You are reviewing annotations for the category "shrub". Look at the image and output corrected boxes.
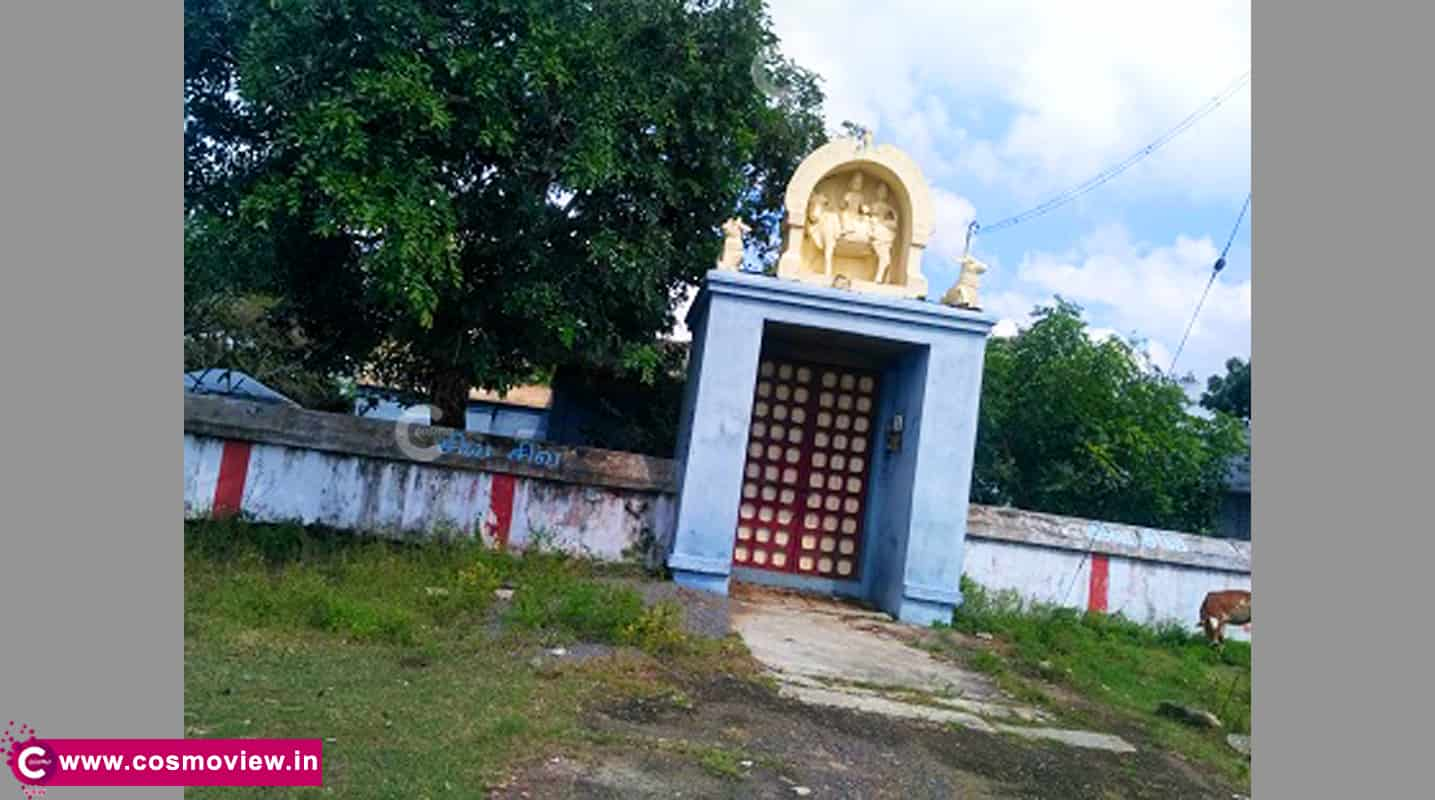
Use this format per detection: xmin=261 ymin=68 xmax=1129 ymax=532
xmin=619 ymin=601 xmax=690 ymax=655
xmin=505 ymin=572 xmax=646 ymax=644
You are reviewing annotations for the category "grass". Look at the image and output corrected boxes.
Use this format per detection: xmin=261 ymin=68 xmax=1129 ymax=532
xmin=929 ymin=577 xmax=1251 ymax=789
xmin=184 ymin=519 xmax=739 ymax=798
xmin=186 ymin=519 xmax=1251 ymax=795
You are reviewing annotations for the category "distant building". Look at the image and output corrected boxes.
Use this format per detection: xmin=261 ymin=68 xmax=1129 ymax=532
xmin=353 ymin=384 xmax=551 ymax=440
xmin=1213 ymin=428 xmax=1251 ymax=541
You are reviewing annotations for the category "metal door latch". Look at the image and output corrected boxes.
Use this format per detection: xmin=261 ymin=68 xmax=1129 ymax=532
xmin=886 ymin=412 xmax=904 ymax=452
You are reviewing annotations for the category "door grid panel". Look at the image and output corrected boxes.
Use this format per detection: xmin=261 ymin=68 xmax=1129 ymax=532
xmin=733 ymin=358 xmax=877 ymax=580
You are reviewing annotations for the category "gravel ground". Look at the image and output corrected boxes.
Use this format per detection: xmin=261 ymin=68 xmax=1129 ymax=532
xmin=634 ymin=580 xmax=732 ymax=640
xmin=489 ymin=673 xmax=1238 ymax=800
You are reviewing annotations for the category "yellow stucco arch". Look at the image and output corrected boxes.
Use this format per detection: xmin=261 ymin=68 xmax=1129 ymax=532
xmin=776 ymin=138 xmax=935 ymax=299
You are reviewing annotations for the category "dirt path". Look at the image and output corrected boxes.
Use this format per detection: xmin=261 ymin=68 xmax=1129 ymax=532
xmin=488 ymin=584 xmax=1241 ymax=799
xmin=489 ymin=674 xmax=1235 ymax=798
xmin=729 ymin=587 xmax=1133 ymax=753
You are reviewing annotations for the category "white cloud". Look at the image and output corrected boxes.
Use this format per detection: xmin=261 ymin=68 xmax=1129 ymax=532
xmin=1143 ymin=339 xmax=1175 ymax=374
xmin=928 ymin=185 xmax=977 ymax=262
xmin=769 ymin=1 xmax=1251 ymax=201
xmin=1011 ymin=225 xmax=1250 ymax=378
xmin=991 ymin=318 xmax=1020 ymax=338
xmin=980 ymin=290 xmax=1034 ymax=324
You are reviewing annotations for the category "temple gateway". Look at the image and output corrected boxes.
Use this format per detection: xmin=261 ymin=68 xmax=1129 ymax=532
xmin=665 ymin=137 xmax=995 ymax=625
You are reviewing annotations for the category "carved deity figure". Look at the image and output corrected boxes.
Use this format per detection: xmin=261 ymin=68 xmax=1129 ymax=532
xmin=805 ymin=171 xmax=899 ymax=284
xmin=942 ymin=254 xmax=988 ymax=310
xmin=840 ymin=172 xmax=868 ymax=239
xmin=717 ymin=217 xmax=749 ymax=270
xmin=806 ymin=193 xmax=841 ymax=277
xmin=868 ymin=183 xmax=899 ymax=282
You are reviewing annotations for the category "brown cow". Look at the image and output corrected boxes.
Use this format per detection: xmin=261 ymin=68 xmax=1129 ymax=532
xmin=1199 ymin=590 xmax=1251 ymax=646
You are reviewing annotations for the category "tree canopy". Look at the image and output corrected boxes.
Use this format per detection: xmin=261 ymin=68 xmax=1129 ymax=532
xmin=184 ymin=0 xmax=826 ymax=423
xmin=972 ymin=299 xmax=1248 ymax=534
xmin=1200 ymin=357 xmax=1251 ymax=421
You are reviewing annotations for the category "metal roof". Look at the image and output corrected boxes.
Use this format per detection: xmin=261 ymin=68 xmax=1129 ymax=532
xmin=184 ymin=369 xmax=299 ymax=406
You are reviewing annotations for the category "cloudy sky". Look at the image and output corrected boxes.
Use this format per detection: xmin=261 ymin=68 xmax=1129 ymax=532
xmin=763 ymin=0 xmax=1251 ymax=387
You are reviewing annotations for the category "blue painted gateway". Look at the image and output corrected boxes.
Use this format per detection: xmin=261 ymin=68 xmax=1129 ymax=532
xmin=664 ymin=269 xmax=994 ymax=625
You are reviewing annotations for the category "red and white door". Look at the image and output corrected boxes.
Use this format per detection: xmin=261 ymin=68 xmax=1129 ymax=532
xmin=732 ymin=358 xmax=877 ymax=580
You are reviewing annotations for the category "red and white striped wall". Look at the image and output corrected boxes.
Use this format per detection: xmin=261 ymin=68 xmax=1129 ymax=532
xmin=962 ymin=506 xmax=1253 ymax=640
xmin=183 ymin=435 xmax=675 ymax=561
xmin=182 ymin=416 xmax=1250 ymax=640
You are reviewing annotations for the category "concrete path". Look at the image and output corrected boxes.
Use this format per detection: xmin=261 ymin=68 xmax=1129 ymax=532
xmin=729 ymin=584 xmax=1136 ymax=754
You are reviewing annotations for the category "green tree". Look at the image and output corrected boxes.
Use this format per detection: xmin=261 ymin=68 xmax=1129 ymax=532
xmin=1201 ymin=357 xmax=1251 ymax=421
xmin=973 ymin=299 xmax=1247 ymax=534
xmin=185 ymin=0 xmax=825 ymax=423
xmin=184 ymin=211 xmax=361 ymax=410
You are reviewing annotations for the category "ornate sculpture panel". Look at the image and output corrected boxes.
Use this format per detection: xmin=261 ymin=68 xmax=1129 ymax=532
xmin=776 ymin=137 xmax=934 ymax=299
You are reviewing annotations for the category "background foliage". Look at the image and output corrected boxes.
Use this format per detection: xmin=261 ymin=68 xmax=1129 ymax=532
xmin=185 ymin=0 xmax=826 ymax=422
xmin=972 ymin=299 xmax=1248 ymax=533
xmin=1200 ymin=357 xmax=1251 ymax=421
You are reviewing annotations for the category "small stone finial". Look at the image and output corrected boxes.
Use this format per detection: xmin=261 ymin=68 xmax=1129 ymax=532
xmin=941 ymin=254 xmax=988 ymax=310
xmin=841 ymin=121 xmax=874 ymax=152
xmin=717 ymin=217 xmax=750 ymax=271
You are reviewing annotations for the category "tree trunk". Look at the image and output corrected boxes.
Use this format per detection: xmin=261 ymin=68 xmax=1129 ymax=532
xmin=428 ymin=369 xmax=470 ymax=431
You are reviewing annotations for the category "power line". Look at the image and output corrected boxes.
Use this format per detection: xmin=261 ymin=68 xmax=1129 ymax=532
xmin=1169 ymin=273 xmax=1219 ymax=376
xmin=1217 ymin=192 xmax=1252 ymax=263
xmin=963 ymin=69 xmax=1251 ymax=253
xmin=1168 ymin=192 xmax=1251 ymax=374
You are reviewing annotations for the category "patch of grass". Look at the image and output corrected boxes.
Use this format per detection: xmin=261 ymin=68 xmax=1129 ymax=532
xmin=967 ymin=648 xmax=1005 ymax=675
xmin=186 ymin=518 xmax=676 ymax=648
xmin=184 ymin=519 xmax=740 ymax=799
xmin=939 ymin=577 xmax=1251 ymax=789
xmin=618 ymin=600 xmax=691 ymax=655
xmin=505 ymin=570 xmax=648 ymax=644
xmin=697 ymin=747 xmax=746 ymax=779
xmin=186 ymin=520 xmax=507 ymax=645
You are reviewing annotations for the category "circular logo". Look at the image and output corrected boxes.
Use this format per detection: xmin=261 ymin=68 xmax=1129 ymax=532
xmin=10 ymin=739 xmax=58 ymax=785
xmin=393 ymin=404 xmax=443 ymax=463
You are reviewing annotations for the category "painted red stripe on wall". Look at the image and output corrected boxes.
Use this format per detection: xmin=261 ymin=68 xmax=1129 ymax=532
xmin=485 ymin=474 xmax=516 ymax=548
xmin=1087 ymin=553 xmax=1110 ymax=613
xmin=212 ymin=440 xmax=253 ymax=519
